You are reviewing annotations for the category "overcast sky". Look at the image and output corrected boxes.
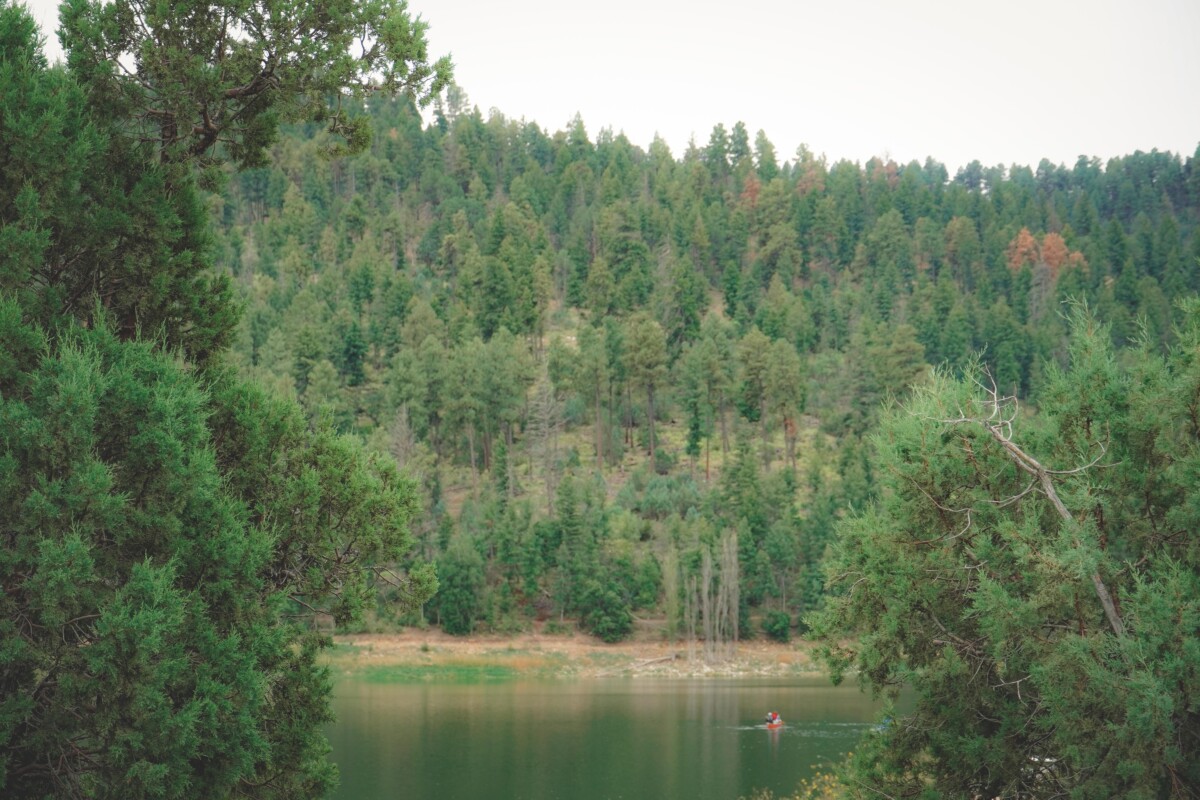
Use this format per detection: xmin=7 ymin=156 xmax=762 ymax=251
xmin=25 ymin=0 xmax=1200 ymax=172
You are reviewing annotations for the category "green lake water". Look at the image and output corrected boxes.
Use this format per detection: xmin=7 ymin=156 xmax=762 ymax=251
xmin=327 ymin=677 xmax=888 ymax=799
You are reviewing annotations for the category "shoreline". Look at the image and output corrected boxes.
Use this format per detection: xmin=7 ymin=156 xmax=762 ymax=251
xmin=325 ymin=627 xmax=825 ymax=681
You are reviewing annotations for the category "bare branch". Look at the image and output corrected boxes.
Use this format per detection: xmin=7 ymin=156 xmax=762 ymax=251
xmin=1045 ymin=439 xmax=1109 ymax=475
xmin=985 ymin=477 xmax=1038 ymax=508
xmin=936 ymin=373 xmax=1127 ymax=638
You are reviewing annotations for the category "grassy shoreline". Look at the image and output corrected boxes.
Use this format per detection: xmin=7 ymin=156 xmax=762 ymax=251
xmin=323 ymin=628 xmax=824 ymax=682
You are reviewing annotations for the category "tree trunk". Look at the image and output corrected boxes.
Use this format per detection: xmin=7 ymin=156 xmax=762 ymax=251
xmin=982 ymin=421 xmax=1125 ymax=637
xmin=467 ymin=426 xmax=478 ymax=497
xmin=704 ymin=435 xmax=711 ymax=483
xmin=689 ymin=577 xmax=698 ymax=660
xmin=719 ymin=530 xmax=740 ymax=660
xmin=647 ymin=384 xmax=656 ymax=464
xmin=505 ymin=423 xmax=515 ymax=499
xmin=761 ymin=399 xmax=771 ymax=471
xmin=719 ymin=398 xmax=730 ymax=454
xmin=701 ymin=550 xmax=714 ymax=662
xmin=625 ymin=385 xmax=634 ymax=447
xmin=594 ymin=389 xmax=604 ymax=470
xmin=784 ymin=416 xmax=797 ymax=472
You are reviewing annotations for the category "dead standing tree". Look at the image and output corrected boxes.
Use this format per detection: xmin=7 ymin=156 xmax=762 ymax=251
xmin=684 ymin=530 xmax=740 ymax=664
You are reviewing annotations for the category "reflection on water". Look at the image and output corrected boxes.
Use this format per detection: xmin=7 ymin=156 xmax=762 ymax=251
xmin=327 ymin=677 xmax=886 ymax=800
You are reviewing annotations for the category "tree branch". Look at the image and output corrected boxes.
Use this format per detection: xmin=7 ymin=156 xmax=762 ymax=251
xmin=945 ymin=372 xmax=1126 ymax=637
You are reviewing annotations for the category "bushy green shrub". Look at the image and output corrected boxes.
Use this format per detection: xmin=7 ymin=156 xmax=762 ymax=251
xmin=435 ymin=537 xmax=485 ymax=635
xmin=580 ymin=581 xmax=633 ymax=642
xmin=762 ymin=610 xmax=792 ymax=642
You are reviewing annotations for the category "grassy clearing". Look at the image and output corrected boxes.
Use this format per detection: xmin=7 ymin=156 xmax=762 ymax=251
xmin=322 ymin=642 xmax=578 ymax=683
xmin=357 ymin=663 xmax=520 ymax=683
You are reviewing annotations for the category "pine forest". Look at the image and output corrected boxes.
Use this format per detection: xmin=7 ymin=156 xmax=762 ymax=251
xmin=2 ymin=0 xmax=1198 ymax=796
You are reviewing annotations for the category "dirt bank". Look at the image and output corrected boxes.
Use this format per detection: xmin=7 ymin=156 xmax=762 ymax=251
xmin=326 ymin=624 xmax=824 ymax=680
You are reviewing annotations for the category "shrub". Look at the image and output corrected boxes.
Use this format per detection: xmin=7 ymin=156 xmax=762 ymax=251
xmin=580 ymin=581 xmax=633 ymax=643
xmin=762 ymin=610 xmax=792 ymax=642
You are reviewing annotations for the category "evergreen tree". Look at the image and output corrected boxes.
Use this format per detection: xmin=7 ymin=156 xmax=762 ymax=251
xmin=622 ymin=313 xmax=669 ymax=467
xmin=811 ymin=307 xmax=1200 ymax=797
xmin=0 ymin=5 xmax=236 ymax=364
xmin=58 ymin=0 xmax=1200 ymax=738
xmin=435 ymin=535 xmax=485 ymax=635
xmin=573 ymin=325 xmax=611 ymax=469
xmin=865 ymin=208 xmax=915 ymax=283
xmin=0 ymin=6 xmax=444 ymax=794
xmin=764 ymin=338 xmax=805 ymax=471
xmin=61 ymin=0 xmax=451 ymax=168
xmin=578 ymin=578 xmax=633 ymax=643
xmin=735 ymin=327 xmax=771 ymax=456
xmin=753 ymin=130 xmax=779 ymax=182
xmin=653 ymin=250 xmax=706 ymax=360
xmin=339 ymin=321 xmax=368 ymax=386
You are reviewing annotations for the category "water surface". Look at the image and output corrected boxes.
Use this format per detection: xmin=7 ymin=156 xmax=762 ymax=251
xmin=328 ymin=677 xmax=886 ymax=799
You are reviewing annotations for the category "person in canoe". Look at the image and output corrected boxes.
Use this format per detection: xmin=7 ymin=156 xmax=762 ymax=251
xmin=764 ymin=711 xmax=782 ymax=727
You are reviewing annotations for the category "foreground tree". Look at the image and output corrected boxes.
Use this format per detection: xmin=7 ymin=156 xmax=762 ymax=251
xmin=811 ymin=306 xmax=1200 ymax=798
xmin=61 ymin=0 xmax=452 ymax=168
xmin=0 ymin=3 xmax=446 ymax=796
xmin=0 ymin=317 xmax=432 ymax=798
xmin=0 ymin=3 xmax=237 ymax=363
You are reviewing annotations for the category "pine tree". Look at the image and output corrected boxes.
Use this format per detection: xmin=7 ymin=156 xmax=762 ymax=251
xmin=435 ymin=535 xmax=485 ymax=635
xmin=622 ymin=313 xmax=668 ymax=466
xmin=764 ymin=339 xmax=805 ymax=472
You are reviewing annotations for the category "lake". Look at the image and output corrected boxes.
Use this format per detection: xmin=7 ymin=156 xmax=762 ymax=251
xmin=327 ymin=677 xmax=887 ymax=799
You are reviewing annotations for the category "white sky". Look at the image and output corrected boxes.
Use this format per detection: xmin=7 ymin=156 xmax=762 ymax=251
xmin=25 ymin=0 xmax=1200 ymax=172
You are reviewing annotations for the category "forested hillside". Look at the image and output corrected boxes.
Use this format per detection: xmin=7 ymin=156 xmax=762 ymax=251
xmin=5 ymin=0 xmax=1196 ymax=793
xmin=211 ymin=91 xmax=1200 ymax=642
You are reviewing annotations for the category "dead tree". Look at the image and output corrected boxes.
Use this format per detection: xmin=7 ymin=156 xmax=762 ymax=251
xmin=685 ymin=530 xmax=741 ymax=664
xmin=941 ymin=374 xmax=1124 ymax=637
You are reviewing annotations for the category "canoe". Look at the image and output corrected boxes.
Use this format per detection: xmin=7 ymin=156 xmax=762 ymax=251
xmin=766 ymin=721 xmax=784 ymax=729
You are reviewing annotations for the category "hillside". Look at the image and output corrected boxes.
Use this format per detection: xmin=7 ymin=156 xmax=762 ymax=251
xmin=210 ymin=95 xmax=1200 ymax=643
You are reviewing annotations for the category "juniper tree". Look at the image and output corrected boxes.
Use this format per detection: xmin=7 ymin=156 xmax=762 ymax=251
xmin=811 ymin=306 xmax=1200 ymax=798
xmin=0 ymin=3 xmax=446 ymax=796
xmin=60 ymin=0 xmax=451 ymax=169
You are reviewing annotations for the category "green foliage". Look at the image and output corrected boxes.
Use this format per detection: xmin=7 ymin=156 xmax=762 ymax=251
xmin=810 ymin=307 xmax=1200 ymax=797
xmin=358 ymin=662 xmax=518 ymax=683
xmin=632 ymin=554 xmax=663 ymax=609
xmin=435 ymin=536 xmax=485 ymax=635
xmin=0 ymin=5 xmax=441 ymax=796
xmin=579 ymin=579 xmax=633 ymax=643
xmin=616 ymin=469 xmax=701 ymax=520
xmin=60 ymin=0 xmax=451 ymax=168
xmin=623 ymin=311 xmax=669 ymax=462
xmin=761 ymin=610 xmax=791 ymax=643
xmin=3 ymin=316 xmax=318 ymax=797
xmin=77 ymin=0 xmax=1199 ymax=716
xmin=0 ymin=7 xmax=236 ymax=364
